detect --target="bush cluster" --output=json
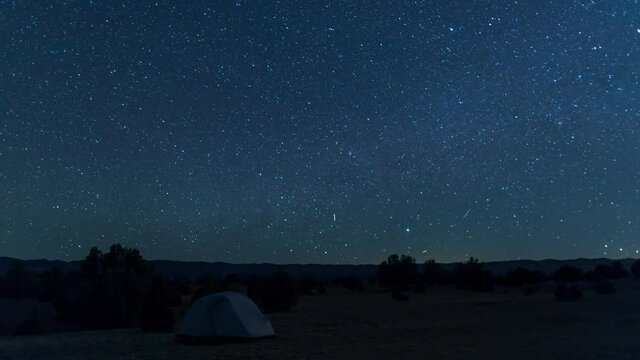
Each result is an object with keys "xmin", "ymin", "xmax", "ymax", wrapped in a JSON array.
[
  {"xmin": 247, "ymin": 270, "xmax": 300, "ymax": 313},
  {"xmin": 0, "ymin": 244, "xmax": 180, "ymax": 334}
]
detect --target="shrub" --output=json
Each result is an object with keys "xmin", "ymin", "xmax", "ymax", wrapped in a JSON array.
[
  {"xmin": 610, "ymin": 261, "xmax": 630, "ymax": 279},
  {"xmin": 377, "ymin": 254, "xmax": 418, "ymax": 290},
  {"xmin": 503, "ymin": 267, "xmax": 547, "ymax": 287},
  {"xmin": 555, "ymin": 284, "xmax": 582, "ymax": 301},
  {"xmin": 593, "ymin": 262, "xmax": 629, "ymax": 280},
  {"xmin": 423, "ymin": 259, "xmax": 454, "ymax": 285},
  {"xmin": 593, "ymin": 278, "xmax": 615, "ymax": 295},
  {"xmin": 454, "ymin": 257, "xmax": 494, "ymax": 292},
  {"xmin": 247, "ymin": 271, "xmax": 299, "ymax": 313},
  {"xmin": 553, "ymin": 266, "xmax": 584, "ymax": 282}
]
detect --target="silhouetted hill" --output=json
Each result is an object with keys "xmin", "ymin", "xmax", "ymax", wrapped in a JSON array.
[{"xmin": 0, "ymin": 256, "xmax": 637, "ymax": 280}]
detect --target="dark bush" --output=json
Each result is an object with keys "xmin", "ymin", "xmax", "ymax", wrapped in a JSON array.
[
  {"xmin": 593, "ymin": 278, "xmax": 616, "ymax": 295},
  {"xmin": 454, "ymin": 258, "xmax": 494, "ymax": 292},
  {"xmin": 610, "ymin": 261, "xmax": 629, "ymax": 279},
  {"xmin": 631, "ymin": 260, "xmax": 640, "ymax": 279},
  {"xmin": 555, "ymin": 284, "xmax": 582, "ymax": 301},
  {"xmin": 377, "ymin": 254, "xmax": 418, "ymax": 290},
  {"xmin": 553, "ymin": 266, "xmax": 584, "ymax": 282},
  {"xmin": 247, "ymin": 271, "xmax": 299, "ymax": 313},
  {"xmin": 593, "ymin": 262, "xmax": 629, "ymax": 280},
  {"xmin": 423, "ymin": 259, "xmax": 453, "ymax": 285},
  {"xmin": 140, "ymin": 277, "xmax": 175, "ymax": 333},
  {"xmin": 414, "ymin": 282, "xmax": 426, "ymax": 294},
  {"xmin": 503, "ymin": 267, "xmax": 547, "ymax": 287}
]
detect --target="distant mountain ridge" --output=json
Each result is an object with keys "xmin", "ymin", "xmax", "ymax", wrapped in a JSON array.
[{"xmin": 0, "ymin": 256, "xmax": 637, "ymax": 280}]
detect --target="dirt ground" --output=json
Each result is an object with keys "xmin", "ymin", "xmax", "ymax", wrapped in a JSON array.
[{"xmin": 1, "ymin": 282, "xmax": 640, "ymax": 360}]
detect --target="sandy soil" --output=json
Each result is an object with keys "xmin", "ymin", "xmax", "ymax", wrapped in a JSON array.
[{"xmin": 1, "ymin": 282, "xmax": 640, "ymax": 360}]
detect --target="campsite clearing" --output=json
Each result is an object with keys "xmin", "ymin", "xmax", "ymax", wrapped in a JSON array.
[{"xmin": 1, "ymin": 283, "xmax": 640, "ymax": 359}]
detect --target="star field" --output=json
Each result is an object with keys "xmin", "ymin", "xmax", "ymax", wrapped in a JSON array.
[{"xmin": 2, "ymin": 1, "xmax": 640, "ymax": 263}]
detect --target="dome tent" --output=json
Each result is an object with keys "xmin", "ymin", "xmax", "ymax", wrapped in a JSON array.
[{"xmin": 176, "ymin": 291, "xmax": 275, "ymax": 342}]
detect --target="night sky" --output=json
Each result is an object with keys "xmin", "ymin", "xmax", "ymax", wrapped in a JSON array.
[{"xmin": 2, "ymin": 1, "xmax": 640, "ymax": 264}]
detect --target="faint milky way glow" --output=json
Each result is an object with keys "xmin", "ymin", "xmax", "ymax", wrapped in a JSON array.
[{"xmin": 2, "ymin": 1, "xmax": 640, "ymax": 263}]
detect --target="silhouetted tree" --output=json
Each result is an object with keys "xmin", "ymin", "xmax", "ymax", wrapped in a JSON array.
[
  {"xmin": 454, "ymin": 257, "xmax": 494, "ymax": 292},
  {"xmin": 70, "ymin": 244, "xmax": 156, "ymax": 329},
  {"xmin": 377, "ymin": 254, "xmax": 418, "ymax": 290},
  {"xmin": 423, "ymin": 259, "xmax": 441, "ymax": 285}
]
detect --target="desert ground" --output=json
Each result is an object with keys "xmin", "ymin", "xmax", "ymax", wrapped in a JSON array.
[{"xmin": 1, "ymin": 282, "xmax": 639, "ymax": 360}]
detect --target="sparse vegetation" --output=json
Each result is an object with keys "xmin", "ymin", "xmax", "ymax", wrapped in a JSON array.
[
  {"xmin": 377, "ymin": 254, "xmax": 418, "ymax": 290},
  {"xmin": 247, "ymin": 270, "xmax": 300, "ymax": 313},
  {"xmin": 593, "ymin": 278, "xmax": 615, "ymax": 295},
  {"xmin": 454, "ymin": 257, "xmax": 494, "ymax": 292},
  {"xmin": 553, "ymin": 266, "xmax": 584, "ymax": 283},
  {"xmin": 333, "ymin": 277, "xmax": 365, "ymax": 292},
  {"xmin": 423, "ymin": 259, "xmax": 450, "ymax": 285},
  {"xmin": 592, "ymin": 261, "xmax": 629, "ymax": 280},
  {"xmin": 503, "ymin": 267, "xmax": 547, "ymax": 287}
]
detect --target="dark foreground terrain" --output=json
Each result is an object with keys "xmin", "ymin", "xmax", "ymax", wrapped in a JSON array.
[{"xmin": 1, "ymin": 282, "xmax": 640, "ymax": 360}]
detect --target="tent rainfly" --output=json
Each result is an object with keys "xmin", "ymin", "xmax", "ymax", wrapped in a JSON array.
[{"xmin": 176, "ymin": 291, "xmax": 275, "ymax": 341}]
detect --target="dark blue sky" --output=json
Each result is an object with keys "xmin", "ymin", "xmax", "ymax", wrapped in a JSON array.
[{"xmin": 2, "ymin": 1, "xmax": 640, "ymax": 263}]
